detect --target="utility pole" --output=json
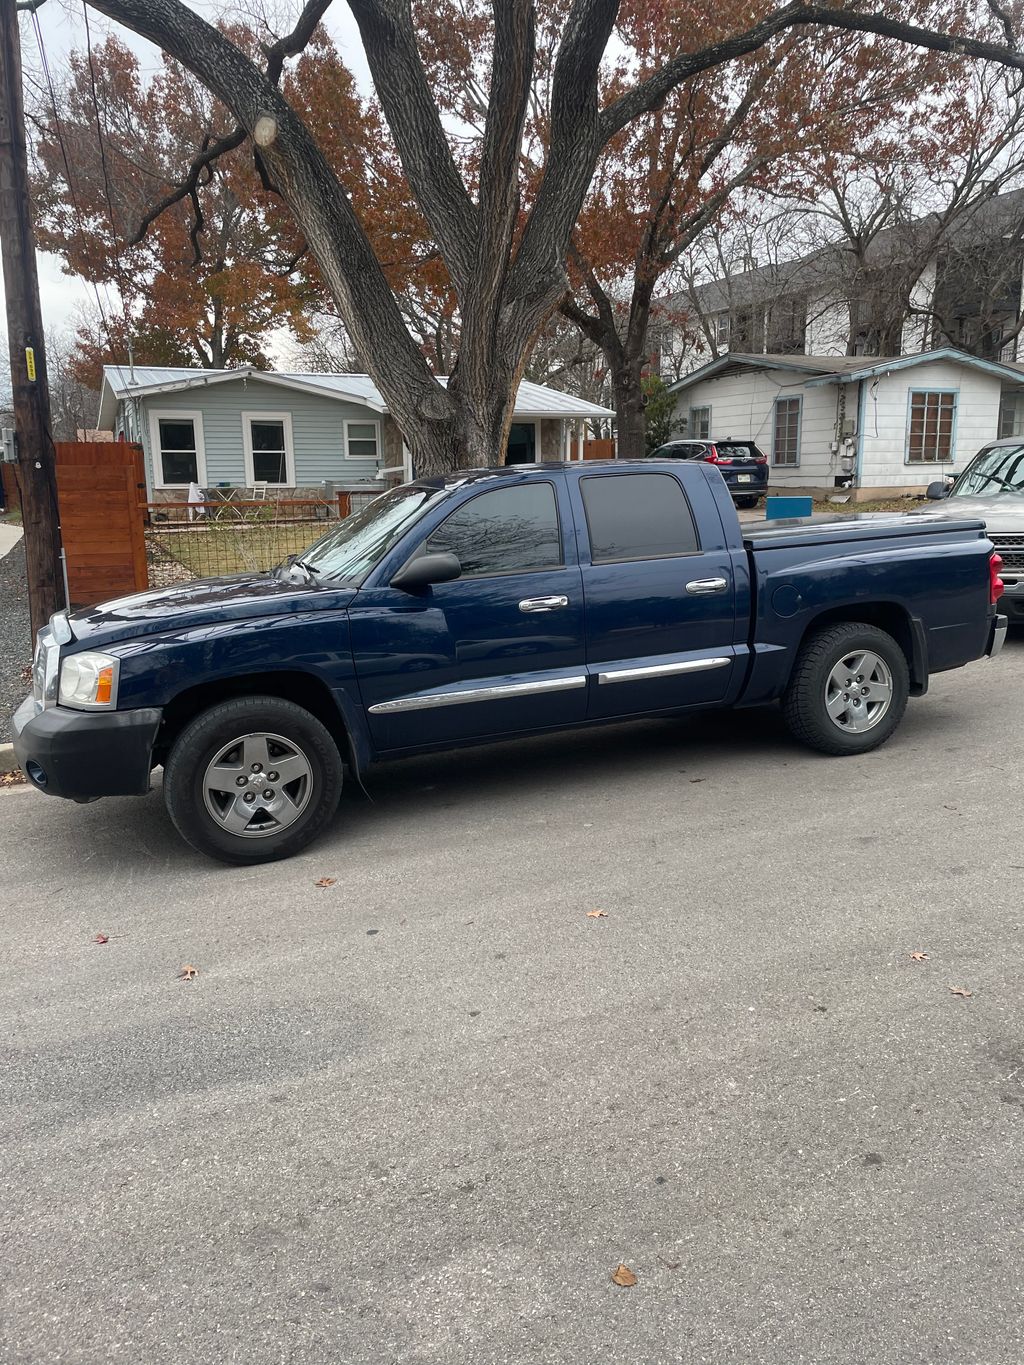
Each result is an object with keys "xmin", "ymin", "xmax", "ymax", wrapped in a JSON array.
[{"xmin": 0, "ymin": 0, "xmax": 64, "ymax": 639}]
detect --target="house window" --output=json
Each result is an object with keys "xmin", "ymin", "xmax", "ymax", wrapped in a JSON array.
[
  {"xmin": 999, "ymin": 392, "xmax": 1024, "ymax": 439},
  {"xmin": 150, "ymin": 411, "xmax": 206, "ymax": 488},
  {"xmin": 345, "ymin": 420, "xmax": 380, "ymax": 461},
  {"xmin": 714, "ymin": 313, "xmax": 730, "ymax": 349},
  {"xmin": 689, "ymin": 405, "xmax": 711, "ymax": 439},
  {"xmin": 772, "ymin": 396, "xmax": 801, "ymax": 466},
  {"xmin": 907, "ymin": 391, "xmax": 956, "ymax": 463},
  {"xmin": 243, "ymin": 413, "xmax": 294, "ymax": 487}
]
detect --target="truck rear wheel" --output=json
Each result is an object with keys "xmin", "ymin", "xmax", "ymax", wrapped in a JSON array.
[
  {"xmin": 782, "ymin": 622, "xmax": 909, "ymax": 756},
  {"xmin": 163, "ymin": 695, "xmax": 343, "ymax": 864}
]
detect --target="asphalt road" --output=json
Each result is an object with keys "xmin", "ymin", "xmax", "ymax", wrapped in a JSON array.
[{"xmin": 2, "ymin": 641, "xmax": 1023, "ymax": 1365}]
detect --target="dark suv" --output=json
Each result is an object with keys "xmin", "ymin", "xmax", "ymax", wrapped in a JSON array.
[{"xmin": 647, "ymin": 439, "xmax": 769, "ymax": 507}]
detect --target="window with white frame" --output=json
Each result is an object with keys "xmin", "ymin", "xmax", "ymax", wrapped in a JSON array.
[
  {"xmin": 345, "ymin": 420, "xmax": 380, "ymax": 461},
  {"xmin": 772, "ymin": 396, "xmax": 801, "ymax": 466},
  {"xmin": 243, "ymin": 412, "xmax": 294, "ymax": 486},
  {"xmin": 714, "ymin": 313, "xmax": 730, "ymax": 348},
  {"xmin": 151, "ymin": 411, "xmax": 205, "ymax": 487},
  {"xmin": 689, "ymin": 405, "xmax": 711, "ymax": 439},
  {"xmin": 907, "ymin": 391, "xmax": 956, "ymax": 463}
]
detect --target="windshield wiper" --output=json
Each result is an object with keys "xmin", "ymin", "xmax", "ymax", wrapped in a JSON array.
[{"xmin": 278, "ymin": 555, "xmax": 321, "ymax": 585}]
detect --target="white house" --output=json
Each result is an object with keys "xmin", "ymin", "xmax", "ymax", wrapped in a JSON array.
[
  {"xmin": 666, "ymin": 348, "xmax": 1024, "ymax": 499},
  {"xmin": 96, "ymin": 365, "xmax": 614, "ymax": 499}
]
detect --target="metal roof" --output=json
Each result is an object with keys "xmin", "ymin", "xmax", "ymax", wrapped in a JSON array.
[
  {"xmin": 668, "ymin": 348, "xmax": 1024, "ymax": 395},
  {"xmin": 98, "ymin": 364, "xmax": 614, "ymax": 427}
]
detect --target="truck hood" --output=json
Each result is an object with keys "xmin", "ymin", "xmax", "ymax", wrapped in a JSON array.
[
  {"xmin": 908, "ymin": 494, "xmax": 1024, "ymax": 531},
  {"xmin": 66, "ymin": 573, "xmax": 357, "ymax": 651}
]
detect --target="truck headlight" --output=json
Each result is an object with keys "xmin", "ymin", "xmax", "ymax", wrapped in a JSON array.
[
  {"xmin": 32, "ymin": 628, "xmax": 60, "ymax": 708},
  {"xmin": 59, "ymin": 652, "xmax": 120, "ymax": 710}
]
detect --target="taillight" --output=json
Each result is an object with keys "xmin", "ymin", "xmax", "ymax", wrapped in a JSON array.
[
  {"xmin": 755, "ymin": 456, "xmax": 767, "ymax": 465},
  {"xmin": 990, "ymin": 552, "xmax": 1004, "ymax": 603},
  {"xmin": 703, "ymin": 449, "xmax": 720, "ymax": 464}
]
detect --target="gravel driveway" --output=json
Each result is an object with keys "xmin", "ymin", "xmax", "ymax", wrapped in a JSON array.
[{"xmin": 0, "ymin": 539, "xmax": 31, "ymax": 741}]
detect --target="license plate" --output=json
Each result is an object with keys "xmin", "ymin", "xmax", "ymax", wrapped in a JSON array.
[{"xmin": 737, "ymin": 474, "xmax": 752, "ymax": 483}]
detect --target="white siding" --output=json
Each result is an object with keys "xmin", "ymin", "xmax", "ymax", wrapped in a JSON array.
[
  {"xmin": 133, "ymin": 379, "xmax": 383, "ymax": 495},
  {"xmin": 672, "ymin": 368, "xmax": 845, "ymax": 488},
  {"xmin": 857, "ymin": 359, "xmax": 1002, "ymax": 489}
]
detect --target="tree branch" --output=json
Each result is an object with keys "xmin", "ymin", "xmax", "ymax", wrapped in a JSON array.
[
  {"xmin": 987, "ymin": 0, "xmax": 1018, "ymax": 51},
  {"xmin": 345, "ymin": 0, "xmax": 477, "ymax": 293},
  {"xmin": 129, "ymin": 125, "xmax": 247, "ymax": 247},
  {"xmin": 263, "ymin": 0, "xmax": 334, "ymax": 86},
  {"xmin": 87, "ymin": 0, "xmax": 446, "ymax": 424},
  {"xmin": 508, "ymin": 0, "xmax": 618, "ymax": 342},
  {"xmin": 601, "ymin": 2, "xmax": 1024, "ymax": 142}
]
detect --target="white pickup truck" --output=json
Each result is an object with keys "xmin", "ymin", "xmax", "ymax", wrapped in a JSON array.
[{"xmin": 914, "ymin": 437, "xmax": 1024, "ymax": 626}]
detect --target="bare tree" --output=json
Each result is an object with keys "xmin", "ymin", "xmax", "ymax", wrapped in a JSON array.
[{"xmin": 44, "ymin": 0, "xmax": 1024, "ymax": 473}]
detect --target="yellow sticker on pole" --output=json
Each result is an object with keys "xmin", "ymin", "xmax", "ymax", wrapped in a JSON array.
[{"xmin": 25, "ymin": 347, "xmax": 36, "ymax": 381}]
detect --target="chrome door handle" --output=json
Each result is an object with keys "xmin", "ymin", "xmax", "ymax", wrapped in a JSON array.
[
  {"xmin": 685, "ymin": 577, "xmax": 729, "ymax": 595},
  {"xmin": 519, "ymin": 595, "xmax": 569, "ymax": 612}
]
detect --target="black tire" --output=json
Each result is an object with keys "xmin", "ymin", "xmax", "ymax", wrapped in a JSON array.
[
  {"xmin": 735, "ymin": 495, "xmax": 761, "ymax": 509},
  {"xmin": 163, "ymin": 695, "xmax": 343, "ymax": 864},
  {"xmin": 782, "ymin": 622, "xmax": 910, "ymax": 756}
]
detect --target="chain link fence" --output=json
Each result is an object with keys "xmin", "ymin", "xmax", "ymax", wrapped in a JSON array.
[{"xmin": 144, "ymin": 493, "xmax": 382, "ymax": 587}]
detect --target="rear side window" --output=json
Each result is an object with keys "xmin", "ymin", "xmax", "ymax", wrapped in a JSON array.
[
  {"xmin": 581, "ymin": 473, "xmax": 699, "ymax": 563},
  {"xmin": 425, "ymin": 482, "xmax": 562, "ymax": 576}
]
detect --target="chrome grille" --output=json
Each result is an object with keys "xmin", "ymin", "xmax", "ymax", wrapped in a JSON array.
[{"xmin": 989, "ymin": 535, "xmax": 1024, "ymax": 572}]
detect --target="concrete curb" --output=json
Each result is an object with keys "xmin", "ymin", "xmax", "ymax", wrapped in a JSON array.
[{"xmin": 0, "ymin": 743, "xmax": 20, "ymax": 775}]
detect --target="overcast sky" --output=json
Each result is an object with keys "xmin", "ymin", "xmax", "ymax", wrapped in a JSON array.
[{"xmin": 0, "ymin": 1, "xmax": 371, "ymax": 381}]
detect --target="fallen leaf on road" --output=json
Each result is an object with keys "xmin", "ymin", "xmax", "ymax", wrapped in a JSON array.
[
  {"xmin": 909, "ymin": 952, "xmax": 929, "ymax": 962},
  {"xmin": 611, "ymin": 1264, "xmax": 637, "ymax": 1287},
  {"xmin": 689, "ymin": 777, "xmax": 706, "ymax": 784},
  {"xmin": 179, "ymin": 964, "xmax": 198, "ymax": 982},
  {"xmin": 93, "ymin": 933, "xmax": 109, "ymax": 945},
  {"xmin": 948, "ymin": 986, "xmax": 972, "ymax": 998},
  {"xmin": 0, "ymin": 769, "xmax": 27, "ymax": 787},
  {"xmin": 657, "ymin": 1254, "xmax": 681, "ymax": 1270},
  {"xmin": 586, "ymin": 909, "xmax": 608, "ymax": 918},
  {"xmin": 315, "ymin": 877, "xmax": 336, "ymax": 888}
]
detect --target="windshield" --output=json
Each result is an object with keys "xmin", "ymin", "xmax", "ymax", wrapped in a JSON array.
[
  {"xmin": 954, "ymin": 443, "xmax": 1024, "ymax": 496},
  {"xmin": 295, "ymin": 484, "xmax": 443, "ymax": 583}
]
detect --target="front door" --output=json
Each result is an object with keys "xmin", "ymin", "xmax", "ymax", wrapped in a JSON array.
[
  {"xmin": 567, "ymin": 468, "xmax": 745, "ymax": 719},
  {"xmin": 349, "ymin": 477, "xmax": 586, "ymax": 752}
]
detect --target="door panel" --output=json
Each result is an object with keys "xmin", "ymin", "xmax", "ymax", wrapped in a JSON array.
[
  {"xmin": 570, "ymin": 469, "xmax": 744, "ymax": 718},
  {"xmin": 350, "ymin": 478, "xmax": 586, "ymax": 751}
]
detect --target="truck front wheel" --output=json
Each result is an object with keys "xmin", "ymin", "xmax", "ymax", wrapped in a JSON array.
[
  {"xmin": 163, "ymin": 695, "xmax": 344, "ymax": 864},
  {"xmin": 782, "ymin": 622, "xmax": 910, "ymax": 756}
]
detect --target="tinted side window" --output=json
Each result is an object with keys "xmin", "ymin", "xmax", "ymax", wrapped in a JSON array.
[
  {"xmin": 581, "ymin": 473, "xmax": 699, "ymax": 563},
  {"xmin": 426, "ymin": 482, "xmax": 562, "ymax": 577}
]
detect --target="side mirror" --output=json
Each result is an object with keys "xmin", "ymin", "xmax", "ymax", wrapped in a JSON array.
[
  {"xmin": 390, "ymin": 551, "xmax": 462, "ymax": 592},
  {"xmin": 926, "ymin": 480, "xmax": 950, "ymax": 500}
]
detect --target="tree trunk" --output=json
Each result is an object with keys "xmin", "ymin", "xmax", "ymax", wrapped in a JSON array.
[{"xmin": 613, "ymin": 362, "xmax": 647, "ymax": 460}]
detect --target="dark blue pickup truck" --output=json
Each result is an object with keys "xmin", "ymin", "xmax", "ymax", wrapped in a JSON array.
[{"xmin": 13, "ymin": 461, "xmax": 1007, "ymax": 863}]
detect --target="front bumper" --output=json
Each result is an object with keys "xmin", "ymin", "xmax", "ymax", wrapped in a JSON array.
[
  {"xmin": 12, "ymin": 695, "xmax": 162, "ymax": 801},
  {"xmin": 988, "ymin": 613, "xmax": 1009, "ymax": 659}
]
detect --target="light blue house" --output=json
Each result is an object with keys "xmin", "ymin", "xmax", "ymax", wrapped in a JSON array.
[{"xmin": 97, "ymin": 365, "xmax": 613, "ymax": 499}]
